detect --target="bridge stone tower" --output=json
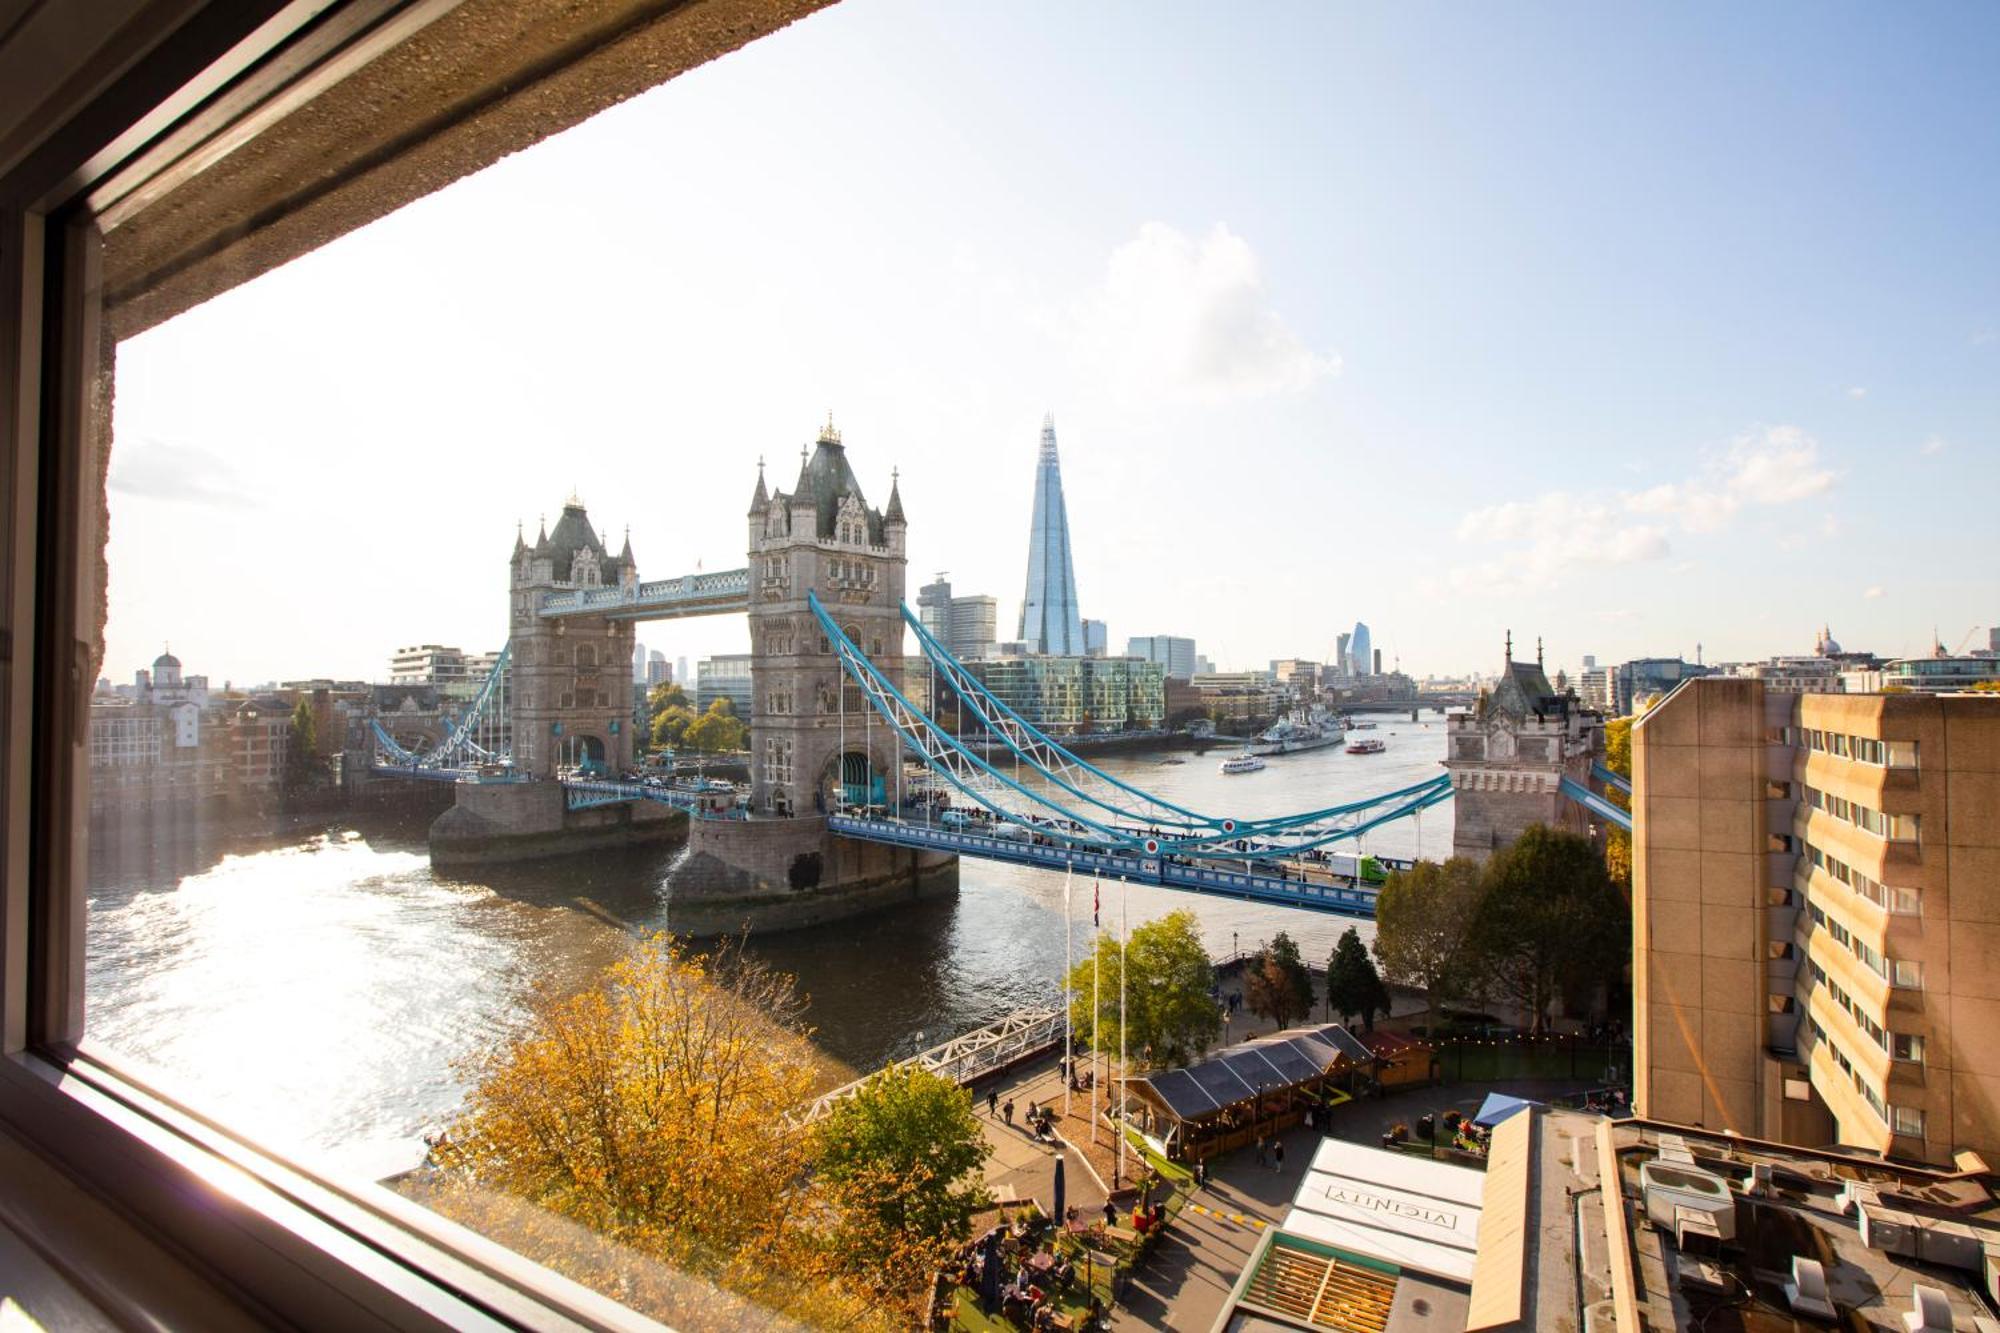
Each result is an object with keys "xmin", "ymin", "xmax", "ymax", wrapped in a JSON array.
[
  {"xmin": 508, "ymin": 497, "xmax": 640, "ymax": 778},
  {"xmin": 1442, "ymin": 633, "xmax": 1604, "ymax": 860},
  {"xmin": 745, "ymin": 419, "xmax": 907, "ymax": 817}
]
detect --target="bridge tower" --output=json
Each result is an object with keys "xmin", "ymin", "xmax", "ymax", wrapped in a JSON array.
[
  {"xmin": 745, "ymin": 418, "xmax": 907, "ymax": 817},
  {"xmin": 508, "ymin": 497, "xmax": 640, "ymax": 778},
  {"xmin": 1442, "ymin": 632, "xmax": 1605, "ymax": 860}
]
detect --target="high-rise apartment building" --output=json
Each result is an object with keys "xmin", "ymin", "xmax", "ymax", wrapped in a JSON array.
[
  {"xmin": 1127, "ymin": 635, "xmax": 1198, "ymax": 681},
  {"xmin": 917, "ymin": 574, "xmax": 998, "ymax": 661},
  {"xmin": 1018, "ymin": 414, "xmax": 1085, "ymax": 655},
  {"xmin": 696, "ymin": 654, "xmax": 754, "ymax": 718},
  {"xmin": 1632, "ymin": 678, "xmax": 2000, "ymax": 1165}
]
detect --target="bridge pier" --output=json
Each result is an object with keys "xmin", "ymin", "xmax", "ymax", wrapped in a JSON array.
[
  {"xmin": 429, "ymin": 780, "xmax": 685, "ymax": 868},
  {"xmin": 668, "ymin": 815, "xmax": 956, "ymax": 937}
]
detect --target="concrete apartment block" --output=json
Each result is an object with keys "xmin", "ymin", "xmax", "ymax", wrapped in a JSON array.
[{"xmin": 1634, "ymin": 677, "xmax": 2000, "ymax": 1167}]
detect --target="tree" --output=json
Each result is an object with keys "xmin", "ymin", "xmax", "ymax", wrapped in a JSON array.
[
  {"xmin": 433, "ymin": 935, "xmax": 819, "ymax": 1267},
  {"xmin": 651, "ymin": 703, "xmax": 696, "ymax": 749},
  {"xmin": 814, "ymin": 1064, "xmax": 990, "ymax": 1292},
  {"xmin": 682, "ymin": 699, "xmax": 749, "ymax": 753},
  {"xmin": 1601, "ymin": 717, "xmax": 1634, "ymax": 891},
  {"xmin": 1373, "ymin": 858, "xmax": 1486, "ymax": 1036},
  {"xmin": 1473, "ymin": 824, "xmax": 1627, "ymax": 1033},
  {"xmin": 1064, "ymin": 909, "xmax": 1221, "ymax": 1067},
  {"xmin": 647, "ymin": 679, "xmax": 690, "ymax": 718},
  {"xmin": 1326, "ymin": 927, "xmax": 1390, "ymax": 1030},
  {"xmin": 1244, "ymin": 931, "xmax": 1314, "ymax": 1030},
  {"xmin": 283, "ymin": 697, "xmax": 322, "ymax": 790}
]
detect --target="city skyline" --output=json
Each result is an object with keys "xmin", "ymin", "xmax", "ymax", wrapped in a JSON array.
[{"xmin": 105, "ymin": 2, "xmax": 1997, "ymax": 685}]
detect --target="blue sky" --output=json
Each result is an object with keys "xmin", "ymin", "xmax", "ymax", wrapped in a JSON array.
[{"xmin": 108, "ymin": 2, "xmax": 1998, "ymax": 686}]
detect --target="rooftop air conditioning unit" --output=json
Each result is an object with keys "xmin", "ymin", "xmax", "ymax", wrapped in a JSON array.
[{"xmin": 1641, "ymin": 1161, "xmax": 1736, "ymax": 1242}]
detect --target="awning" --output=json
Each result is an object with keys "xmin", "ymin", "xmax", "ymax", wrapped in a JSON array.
[
  {"xmin": 1121, "ymin": 1022, "xmax": 1373, "ymax": 1124},
  {"xmin": 1473, "ymin": 1092, "xmax": 1539, "ymax": 1127}
]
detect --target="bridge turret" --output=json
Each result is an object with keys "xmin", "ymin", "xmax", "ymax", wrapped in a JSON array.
[
  {"xmin": 884, "ymin": 469, "xmax": 907, "ymax": 555},
  {"xmin": 508, "ymin": 495, "xmax": 638, "ymax": 778},
  {"xmin": 748, "ymin": 419, "xmax": 906, "ymax": 817}
]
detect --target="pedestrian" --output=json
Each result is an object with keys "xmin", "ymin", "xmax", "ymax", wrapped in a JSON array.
[
  {"xmin": 1193, "ymin": 1159, "xmax": 1208, "ymax": 1191},
  {"xmin": 1273, "ymin": 1140, "xmax": 1285, "ymax": 1174},
  {"xmin": 1003, "ymin": 1099, "xmax": 1015, "ymax": 1126},
  {"xmin": 988, "ymin": 1088, "xmax": 999, "ymax": 1117},
  {"xmin": 1304, "ymin": 1106, "xmax": 1315, "ymax": 1133},
  {"xmin": 1253, "ymin": 1136, "xmax": 1266, "ymax": 1167},
  {"xmin": 1102, "ymin": 1199, "xmax": 1118, "ymax": 1229}
]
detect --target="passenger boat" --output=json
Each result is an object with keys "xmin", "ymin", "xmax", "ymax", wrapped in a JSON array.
[
  {"xmin": 1348, "ymin": 738, "xmax": 1387, "ymax": 755},
  {"xmin": 1219, "ymin": 752, "xmax": 1267, "ymax": 774}
]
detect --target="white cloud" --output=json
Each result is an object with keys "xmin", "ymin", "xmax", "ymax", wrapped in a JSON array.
[
  {"xmin": 1847, "ymin": 385, "xmax": 1867, "ymax": 399},
  {"xmin": 1450, "ymin": 425, "xmax": 1838, "ymax": 589},
  {"xmin": 108, "ymin": 438, "xmax": 250, "ymax": 507},
  {"xmin": 1864, "ymin": 585, "xmax": 1885, "ymax": 599},
  {"xmin": 1920, "ymin": 436, "xmax": 1948, "ymax": 456},
  {"xmin": 1068, "ymin": 222, "xmax": 1338, "ymax": 406}
]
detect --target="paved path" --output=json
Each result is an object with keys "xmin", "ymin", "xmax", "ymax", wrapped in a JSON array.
[{"xmin": 974, "ymin": 1058, "xmax": 1112, "ymax": 1216}]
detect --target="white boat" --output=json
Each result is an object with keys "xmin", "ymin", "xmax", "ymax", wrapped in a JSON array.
[
  {"xmin": 1348, "ymin": 738, "xmax": 1387, "ymax": 755},
  {"xmin": 1250, "ymin": 705, "xmax": 1347, "ymax": 757},
  {"xmin": 1349, "ymin": 720, "xmax": 1377, "ymax": 730},
  {"xmin": 1219, "ymin": 753, "xmax": 1267, "ymax": 774}
]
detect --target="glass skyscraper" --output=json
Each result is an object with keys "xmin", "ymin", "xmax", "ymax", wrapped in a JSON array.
[{"xmin": 1018, "ymin": 414, "xmax": 1085, "ymax": 655}]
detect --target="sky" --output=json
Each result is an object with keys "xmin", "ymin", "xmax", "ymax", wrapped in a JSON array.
[{"xmin": 107, "ymin": 2, "xmax": 1999, "ymax": 688}]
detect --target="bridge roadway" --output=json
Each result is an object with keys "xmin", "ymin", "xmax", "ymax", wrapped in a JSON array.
[
  {"xmin": 828, "ymin": 813, "xmax": 1402, "ymax": 919},
  {"xmin": 537, "ymin": 567, "xmax": 750, "ymax": 622}
]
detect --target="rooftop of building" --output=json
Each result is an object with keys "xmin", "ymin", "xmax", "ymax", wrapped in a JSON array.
[{"xmin": 1600, "ymin": 1118, "xmax": 2000, "ymax": 1332}]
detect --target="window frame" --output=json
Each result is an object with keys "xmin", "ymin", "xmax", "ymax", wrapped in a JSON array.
[{"xmin": 0, "ymin": 5, "xmax": 709, "ymax": 1328}]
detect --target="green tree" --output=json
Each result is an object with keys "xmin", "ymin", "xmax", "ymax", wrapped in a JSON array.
[
  {"xmin": 283, "ymin": 697, "xmax": 321, "ymax": 790},
  {"xmin": 1473, "ymin": 824, "xmax": 1627, "ymax": 1033},
  {"xmin": 682, "ymin": 699, "xmax": 749, "ymax": 753},
  {"xmin": 1326, "ymin": 926, "xmax": 1390, "ymax": 1030},
  {"xmin": 647, "ymin": 680, "xmax": 690, "ymax": 718},
  {"xmin": 1372, "ymin": 857, "xmax": 1486, "ymax": 1037},
  {"xmin": 1244, "ymin": 931, "xmax": 1314, "ymax": 1030},
  {"xmin": 1064, "ymin": 909, "xmax": 1221, "ymax": 1067},
  {"xmin": 651, "ymin": 703, "xmax": 696, "ymax": 749},
  {"xmin": 814, "ymin": 1064, "xmax": 990, "ymax": 1291}
]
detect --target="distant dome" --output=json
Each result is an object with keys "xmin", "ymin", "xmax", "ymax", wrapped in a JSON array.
[{"xmin": 153, "ymin": 650, "xmax": 181, "ymax": 671}]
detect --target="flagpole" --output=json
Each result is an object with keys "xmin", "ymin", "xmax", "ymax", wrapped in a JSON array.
[
  {"xmin": 1117, "ymin": 876, "xmax": 1128, "ymax": 1191},
  {"xmin": 1063, "ymin": 860, "xmax": 1073, "ymax": 1118},
  {"xmin": 1091, "ymin": 878, "xmax": 1101, "ymax": 1147}
]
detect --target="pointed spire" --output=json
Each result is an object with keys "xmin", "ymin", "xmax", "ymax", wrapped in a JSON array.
[
  {"xmin": 1504, "ymin": 629, "xmax": 1513, "ymax": 665},
  {"xmin": 748, "ymin": 456, "xmax": 770, "ymax": 516},
  {"xmin": 534, "ymin": 516, "xmax": 550, "ymax": 555},
  {"xmin": 618, "ymin": 524, "xmax": 634, "ymax": 563},
  {"xmin": 819, "ymin": 411, "xmax": 841, "ymax": 445},
  {"xmin": 885, "ymin": 466, "xmax": 906, "ymax": 525},
  {"xmin": 512, "ymin": 520, "xmax": 527, "ymax": 556},
  {"xmin": 1537, "ymin": 636, "xmax": 1544, "ymax": 669}
]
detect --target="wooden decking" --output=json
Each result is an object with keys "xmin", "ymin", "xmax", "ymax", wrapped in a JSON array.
[{"xmin": 1243, "ymin": 1242, "xmax": 1398, "ymax": 1332}]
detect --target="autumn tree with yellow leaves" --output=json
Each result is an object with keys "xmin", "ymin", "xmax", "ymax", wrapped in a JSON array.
[{"xmin": 428, "ymin": 934, "xmax": 989, "ymax": 1329}]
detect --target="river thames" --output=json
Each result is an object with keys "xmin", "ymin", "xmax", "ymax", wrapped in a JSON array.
[{"xmin": 86, "ymin": 712, "xmax": 1452, "ymax": 1180}]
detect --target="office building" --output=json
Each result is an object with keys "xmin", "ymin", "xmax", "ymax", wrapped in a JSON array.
[
  {"xmin": 1612, "ymin": 655, "xmax": 1710, "ymax": 715},
  {"xmin": 1017, "ymin": 414, "xmax": 1085, "ymax": 655},
  {"xmin": 1879, "ymin": 650, "xmax": 2000, "ymax": 694},
  {"xmin": 1269, "ymin": 658, "xmax": 1320, "ymax": 699},
  {"xmin": 1127, "ymin": 635, "xmax": 1198, "ymax": 681},
  {"xmin": 1578, "ymin": 667, "xmax": 1613, "ymax": 712},
  {"xmin": 1190, "ymin": 671, "xmax": 1282, "ymax": 721},
  {"xmin": 1348, "ymin": 622, "xmax": 1372, "ymax": 677},
  {"xmin": 1632, "ymin": 679, "xmax": 2000, "ymax": 1165},
  {"xmin": 963, "ymin": 656, "xmax": 1164, "ymax": 734},
  {"xmin": 388, "ymin": 644, "xmax": 497, "ymax": 688},
  {"xmin": 645, "ymin": 650, "xmax": 670, "ymax": 687},
  {"xmin": 695, "ymin": 654, "xmax": 754, "ymax": 717},
  {"xmin": 1081, "ymin": 618, "xmax": 1107, "ymax": 658},
  {"xmin": 917, "ymin": 574, "xmax": 999, "ymax": 662}
]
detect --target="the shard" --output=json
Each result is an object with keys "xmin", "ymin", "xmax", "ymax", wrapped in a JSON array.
[{"xmin": 1018, "ymin": 414, "xmax": 1085, "ymax": 655}]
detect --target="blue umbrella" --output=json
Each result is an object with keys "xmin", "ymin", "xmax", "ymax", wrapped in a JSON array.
[{"xmin": 1053, "ymin": 1152, "xmax": 1067, "ymax": 1225}]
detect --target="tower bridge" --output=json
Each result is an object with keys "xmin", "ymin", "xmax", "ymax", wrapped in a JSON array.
[{"xmin": 364, "ymin": 419, "xmax": 1622, "ymax": 932}]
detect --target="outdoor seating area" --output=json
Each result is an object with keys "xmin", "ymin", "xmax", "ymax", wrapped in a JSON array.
[
  {"xmin": 1117, "ymin": 1023, "xmax": 1378, "ymax": 1161},
  {"xmin": 937, "ymin": 1204, "xmax": 1113, "ymax": 1331}
]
